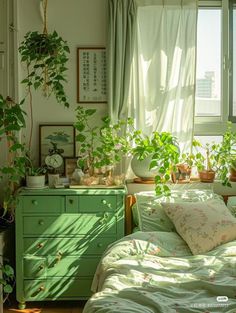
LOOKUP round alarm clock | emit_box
[45,153,63,168]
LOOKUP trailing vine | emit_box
[18,0,70,148]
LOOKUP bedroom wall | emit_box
[17,0,108,164]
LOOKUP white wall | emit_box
[17,0,108,164]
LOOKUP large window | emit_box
[230,0,236,119]
[195,9,221,117]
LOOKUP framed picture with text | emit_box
[77,47,107,103]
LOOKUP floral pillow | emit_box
[162,199,236,255]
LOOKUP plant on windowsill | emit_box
[131,131,180,196]
[214,122,236,187]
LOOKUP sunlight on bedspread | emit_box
[83,231,236,313]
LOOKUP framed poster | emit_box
[77,47,107,103]
[39,124,75,174]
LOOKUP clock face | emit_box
[45,154,64,168]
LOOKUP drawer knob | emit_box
[101,199,107,205]
[38,220,44,226]
[38,265,44,271]
[38,286,45,292]
[32,200,38,205]
[97,243,103,248]
[37,243,44,249]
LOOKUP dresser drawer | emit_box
[24,236,117,256]
[21,196,65,213]
[24,255,98,279]
[23,213,117,236]
[24,278,92,300]
[66,195,117,212]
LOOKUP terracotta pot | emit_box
[198,170,215,183]
[230,168,236,182]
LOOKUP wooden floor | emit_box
[3,301,86,313]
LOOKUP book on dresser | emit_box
[15,187,126,309]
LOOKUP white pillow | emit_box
[162,199,236,255]
[135,190,223,232]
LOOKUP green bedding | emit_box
[83,231,236,312]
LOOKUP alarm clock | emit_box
[45,153,63,168]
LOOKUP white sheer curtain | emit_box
[128,0,198,152]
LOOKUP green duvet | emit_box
[83,231,236,313]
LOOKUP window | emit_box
[194,0,230,136]
[229,0,236,119]
[195,9,221,117]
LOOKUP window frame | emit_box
[194,0,231,135]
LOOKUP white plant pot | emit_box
[26,175,45,188]
[131,154,158,180]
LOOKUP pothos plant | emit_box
[0,95,27,217]
[18,0,70,149]
[132,131,180,196]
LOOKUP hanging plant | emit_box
[18,0,70,109]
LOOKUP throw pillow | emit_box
[162,199,236,255]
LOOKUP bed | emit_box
[83,188,236,312]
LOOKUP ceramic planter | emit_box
[131,154,158,181]
[26,175,45,188]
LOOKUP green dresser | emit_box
[15,187,126,309]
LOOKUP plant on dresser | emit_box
[15,187,126,309]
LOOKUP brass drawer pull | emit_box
[37,243,44,249]
[38,265,44,271]
[56,251,62,264]
[38,219,44,226]
[101,199,107,205]
[97,243,103,248]
[32,200,38,206]
[38,286,45,292]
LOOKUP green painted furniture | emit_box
[15,187,126,309]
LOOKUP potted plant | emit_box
[214,123,236,187]
[131,131,180,196]
[197,143,217,183]
[18,0,70,149]
[25,157,47,189]
[74,106,134,177]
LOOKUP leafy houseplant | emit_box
[214,123,236,187]
[74,106,134,175]
[0,95,27,219]
[131,131,180,196]
[25,156,47,189]
[18,0,70,149]
[0,259,14,304]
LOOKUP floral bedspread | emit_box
[83,231,236,313]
